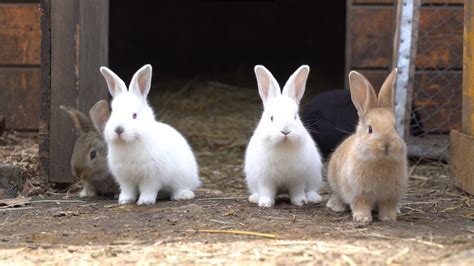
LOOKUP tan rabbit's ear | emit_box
[348,71,377,117]
[378,68,397,111]
[60,106,92,135]
[89,100,110,133]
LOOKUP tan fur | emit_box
[60,104,119,197]
[326,69,408,222]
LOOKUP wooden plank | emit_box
[350,6,462,69]
[0,68,40,130]
[407,135,449,160]
[416,7,463,69]
[77,0,109,111]
[349,6,395,69]
[412,71,462,133]
[462,0,474,135]
[39,0,50,182]
[450,130,474,195]
[48,0,79,183]
[40,0,109,183]
[0,4,41,65]
[353,0,463,4]
[351,69,390,91]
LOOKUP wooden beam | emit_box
[450,0,474,195]
[462,0,474,136]
[39,0,109,183]
[392,0,421,139]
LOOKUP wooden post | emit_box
[39,0,109,183]
[392,0,420,139]
[450,0,474,195]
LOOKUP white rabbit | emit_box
[98,64,200,205]
[244,65,323,207]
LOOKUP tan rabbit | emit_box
[60,101,119,197]
[326,69,408,223]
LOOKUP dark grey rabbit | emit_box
[60,101,119,197]
[302,89,424,160]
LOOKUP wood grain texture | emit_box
[350,6,462,69]
[462,0,474,135]
[0,4,41,65]
[416,7,463,69]
[353,0,463,4]
[0,68,40,130]
[41,0,109,183]
[450,130,474,195]
[39,0,50,182]
[349,6,395,68]
[413,71,462,133]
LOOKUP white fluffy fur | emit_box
[100,64,200,205]
[244,65,323,207]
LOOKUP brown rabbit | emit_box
[60,101,118,197]
[326,69,408,223]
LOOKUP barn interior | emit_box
[109,0,347,94]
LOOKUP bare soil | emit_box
[0,82,472,264]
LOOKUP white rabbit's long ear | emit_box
[254,65,280,105]
[129,64,152,100]
[89,100,110,133]
[100,67,127,98]
[282,65,309,105]
[348,71,377,117]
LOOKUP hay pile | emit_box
[150,80,261,194]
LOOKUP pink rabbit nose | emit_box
[281,130,291,136]
[115,126,124,136]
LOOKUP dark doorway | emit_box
[109,0,346,91]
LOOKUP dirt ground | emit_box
[0,81,473,264]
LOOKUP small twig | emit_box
[386,247,410,264]
[197,197,247,201]
[341,254,357,266]
[414,239,444,248]
[0,206,35,211]
[188,229,278,239]
[30,200,86,204]
[209,219,233,225]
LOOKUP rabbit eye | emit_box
[90,150,97,160]
[132,113,137,119]
[270,115,274,122]
[368,125,373,134]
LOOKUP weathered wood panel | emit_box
[450,130,474,195]
[0,68,40,130]
[349,7,395,69]
[353,0,463,4]
[0,4,41,65]
[462,0,474,135]
[351,69,390,92]
[350,6,462,69]
[40,0,109,183]
[413,71,462,133]
[416,7,463,69]
[39,0,50,181]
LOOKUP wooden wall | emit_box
[346,0,463,134]
[0,1,40,130]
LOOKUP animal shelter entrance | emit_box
[108,0,347,92]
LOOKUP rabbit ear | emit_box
[348,71,377,117]
[129,64,152,100]
[378,68,397,111]
[100,66,127,98]
[60,106,92,135]
[89,100,110,133]
[254,65,281,105]
[282,65,309,105]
